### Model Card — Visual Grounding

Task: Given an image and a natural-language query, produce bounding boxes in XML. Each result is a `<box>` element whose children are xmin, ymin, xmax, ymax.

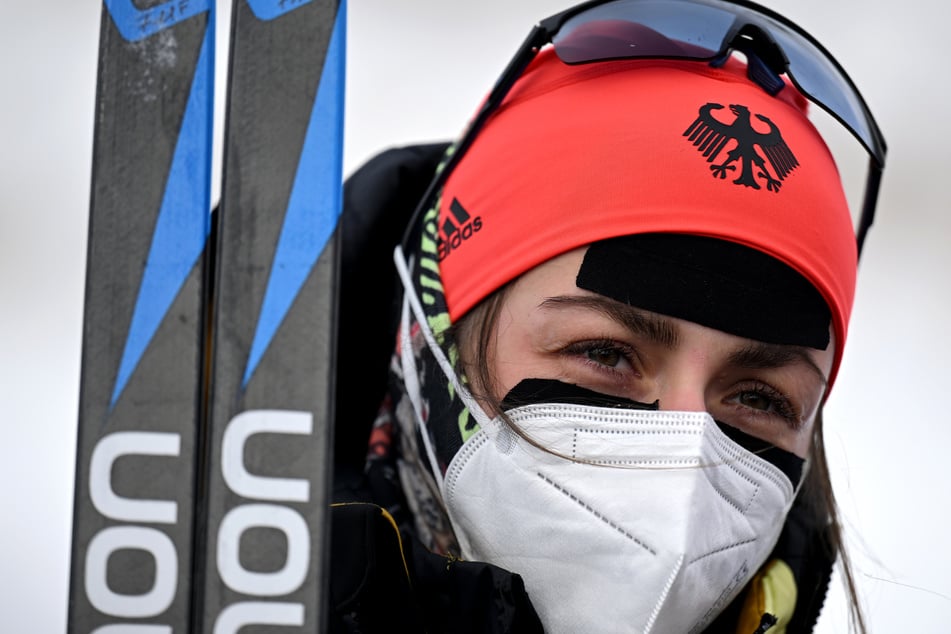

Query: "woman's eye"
<box><xmin>728</xmin><ymin>385</ymin><xmax>797</xmax><ymax>424</ymax></box>
<box><xmin>737</xmin><ymin>391</ymin><xmax>772</xmax><ymax>411</ymax></box>
<box><xmin>561</xmin><ymin>340</ymin><xmax>639</xmax><ymax>377</ymax></box>
<box><xmin>586</xmin><ymin>346</ymin><xmax>624</xmax><ymax>368</ymax></box>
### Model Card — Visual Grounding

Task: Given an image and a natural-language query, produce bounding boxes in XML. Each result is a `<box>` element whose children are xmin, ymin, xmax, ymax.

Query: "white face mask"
<box><xmin>444</xmin><ymin>406</ymin><xmax>798</xmax><ymax>634</ymax></box>
<box><xmin>393</xmin><ymin>248</ymin><xmax>802</xmax><ymax>634</ymax></box>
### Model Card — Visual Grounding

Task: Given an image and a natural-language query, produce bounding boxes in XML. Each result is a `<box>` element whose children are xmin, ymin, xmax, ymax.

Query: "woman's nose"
<box><xmin>653</xmin><ymin>360</ymin><xmax>709</xmax><ymax>413</ymax></box>
<box><xmin>655</xmin><ymin>385</ymin><xmax>707</xmax><ymax>412</ymax></box>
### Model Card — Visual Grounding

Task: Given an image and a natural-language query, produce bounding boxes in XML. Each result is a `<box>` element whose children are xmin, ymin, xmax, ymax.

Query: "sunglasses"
<box><xmin>401</xmin><ymin>0</ymin><xmax>887</xmax><ymax>256</ymax></box>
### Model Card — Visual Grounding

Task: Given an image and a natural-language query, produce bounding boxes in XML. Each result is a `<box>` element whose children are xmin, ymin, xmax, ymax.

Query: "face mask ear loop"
<box><xmin>394</xmin><ymin>246</ymin><xmax>493</xmax><ymax>490</ymax></box>
<box><xmin>796</xmin><ymin>456</ymin><xmax>811</xmax><ymax>497</ymax></box>
<box><xmin>396</xmin><ymin>262</ymin><xmax>446</xmax><ymax>494</ymax></box>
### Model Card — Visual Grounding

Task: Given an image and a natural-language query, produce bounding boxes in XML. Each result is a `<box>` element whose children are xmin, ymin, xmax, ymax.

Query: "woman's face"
<box><xmin>481</xmin><ymin>248</ymin><xmax>835</xmax><ymax>458</ymax></box>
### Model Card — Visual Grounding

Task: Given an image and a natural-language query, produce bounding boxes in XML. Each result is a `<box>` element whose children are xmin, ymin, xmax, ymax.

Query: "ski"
<box><xmin>196</xmin><ymin>0</ymin><xmax>346</xmax><ymax>631</ymax></box>
<box><xmin>68</xmin><ymin>1</ymin><xmax>215</xmax><ymax>632</ymax></box>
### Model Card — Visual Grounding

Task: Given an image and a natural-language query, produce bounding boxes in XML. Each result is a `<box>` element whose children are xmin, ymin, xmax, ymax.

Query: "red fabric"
<box><xmin>437</xmin><ymin>48</ymin><xmax>856</xmax><ymax>387</ymax></box>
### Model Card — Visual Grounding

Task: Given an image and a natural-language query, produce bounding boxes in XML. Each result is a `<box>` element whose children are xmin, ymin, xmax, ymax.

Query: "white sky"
<box><xmin>2</xmin><ymin>1</ymin><xmax>949</xmax><ymax>631</ymax></box>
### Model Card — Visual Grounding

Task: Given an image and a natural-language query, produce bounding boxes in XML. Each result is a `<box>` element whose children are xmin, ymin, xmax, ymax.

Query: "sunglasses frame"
<box><xmin>401</xmin><ymin>0</ymin><xmax>886</xmax><ymax>257</ymax></box>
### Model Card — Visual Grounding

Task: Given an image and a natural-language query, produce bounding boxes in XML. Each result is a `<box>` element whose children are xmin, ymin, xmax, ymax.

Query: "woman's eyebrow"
<box><xmin>539</xmin><ymin>296</ymin><xmax>828</xmax><ymax>383</ymax></box>
<box><xmin>729</xmin><ymin>342</ymin><xmax>828</xmax><ymax>385</ymax></box>
<box><xmin>539</xmin><ymin>295</ymin><xmax>679</xmax><ymax>348</ymax></box>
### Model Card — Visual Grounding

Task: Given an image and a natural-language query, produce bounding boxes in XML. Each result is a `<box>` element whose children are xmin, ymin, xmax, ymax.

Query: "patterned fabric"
<box><xmin>365</xmin><ymin>144</ymin><xmax>480</xmax><ymax>555</ymax></box>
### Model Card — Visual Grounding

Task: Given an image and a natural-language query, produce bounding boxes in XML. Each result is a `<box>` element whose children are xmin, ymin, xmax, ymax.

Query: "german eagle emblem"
<box><xmin>684</xmin><ymin>103</ymin><xmax>798</xmax><ymax>191</ymax></box>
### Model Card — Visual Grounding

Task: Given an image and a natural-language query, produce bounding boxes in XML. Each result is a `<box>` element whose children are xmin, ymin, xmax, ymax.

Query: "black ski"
<box><xmin>68</xmin><ymin>0</ymin><xmax>215</xmax><ymax>631</ymax></box>
<box><xmin>196</xmin><ymin>0</ymin><xmax>346</xmax><ymax>631</ymax></box>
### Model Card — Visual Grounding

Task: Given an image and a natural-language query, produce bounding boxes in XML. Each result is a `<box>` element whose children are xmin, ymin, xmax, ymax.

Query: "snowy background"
<box><xmin>3</xmin><ymin>0</ymin><xmax>949</xmax><ymax>631</ymax></box>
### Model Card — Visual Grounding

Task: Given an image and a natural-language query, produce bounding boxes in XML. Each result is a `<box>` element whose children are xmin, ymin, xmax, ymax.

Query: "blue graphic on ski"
<box><xmin>68</xmin><ymin>1</ymin><xmax>215</xmax><ymax>631</ymax></box>
<box><xmin>196</xmin><ymin>1</ymin><xmax>346</xmax><ymax>630</ymax></box>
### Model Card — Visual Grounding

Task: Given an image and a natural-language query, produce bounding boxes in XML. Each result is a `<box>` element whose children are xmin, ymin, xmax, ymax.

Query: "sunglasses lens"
<box><xmin>766</xmin><ymin>26</ymin><xmax>879</xmax><ymax>159</ymax></box>
<box><xmin>550</xmin><ymin>0</ymin><xmax>881</xmax><ymax>161</ymax></box>
<box><xmin>552</xmin><ymin>0</ymin><xmax>731</xmax><ymax>62</ymax></box>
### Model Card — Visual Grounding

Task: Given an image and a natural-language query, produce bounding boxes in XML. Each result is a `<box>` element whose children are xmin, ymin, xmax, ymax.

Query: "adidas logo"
<box><xmin>437</xmin><ymin>197</ymin><xmax>482</xmax><ymax>261</ymax></box>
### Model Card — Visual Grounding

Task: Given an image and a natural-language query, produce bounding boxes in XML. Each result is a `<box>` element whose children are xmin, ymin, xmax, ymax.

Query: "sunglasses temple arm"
<box><xmin>400</xmin><ymin>26</ymin><xmax>551</xmax><ymax>250</ymax></box>
<box><xmin>856</xmin><ymin>155</ymin><xmax>883</xmax><ymax>258</ymax></box>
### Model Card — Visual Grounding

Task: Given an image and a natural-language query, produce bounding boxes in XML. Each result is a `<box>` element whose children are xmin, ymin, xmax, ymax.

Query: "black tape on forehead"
<box><xmin>577</xmin><ymin>234</ymin><xmax>831</xmax><ymax>349</ymax></box>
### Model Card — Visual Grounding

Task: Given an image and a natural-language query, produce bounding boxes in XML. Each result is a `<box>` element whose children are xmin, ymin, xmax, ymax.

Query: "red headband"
<box><xmin>436</xmin><ymin>49</ymin><xmax>856</xmax><ymax>386</ymax></box>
